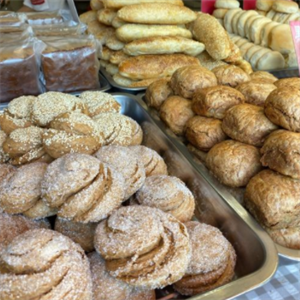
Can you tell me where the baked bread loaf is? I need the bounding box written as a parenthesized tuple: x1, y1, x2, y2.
(106, 33, 125, 51)
(272, 0, 298, 13)
(206, 140, 262, 187)
(97, 8, 117, 26)
(135, 175, 195, 222)
(41, 153, 125, 222)
(273, 77, 300, 89)
(0, 229, 93, 299)
(215, 0, 240, 9)
(196, 51, 228, 71)
(0, 131, 9, 163)
(79, 10, 97, 24)
(185, 116, 227, 151)
(170, 65, 217, 99)
(222, 104, 278, 147)
(250, 71, 278, 83)
(109, 50, 129, 64)
(91, 0, 104, 10)
(244, 169, 300, 229)
(102, 0, 184, 9)
(192, 85, 245, 119)
(0, 164, 15, 185)
(256, 0, 274, 11)
(159, 96, 195, 136)
(264, 87, 300, 132)
(94, 205, 191, 289)
(173, 221, 236, 295)
(261, 130, 300, 179)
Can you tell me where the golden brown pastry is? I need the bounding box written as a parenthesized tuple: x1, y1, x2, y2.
(159, 96, 195, 136)
(212, 65, 250, 87)
(0, 131, 9, 163)
(196, 51, 228, 70)
(97, 8, 118, 26)
(170, 65, 217, 99)
(136, 175, 195, 222)
(102, 0, 184, 8)
(264, 87, 300, 132)
(273, 77, 300, 89)
(261, 130, 300, 179)
(109, 50, 130, 64)
(250, 71, 278, 83)
(55, 218, 97, 252)
(0, 164, 15, 186)
(222, 104, 278, 147)
(106, 32, 125, 51)
(0, 229, 93, 299)
(185, 116, 227, 151)
(244, 169, 300, 229)
(206, 140, 262, 187)
(192, 85, 244, 119)
(95, 145, 145, 199)
(88, 251, 156, 300)
(173, 221, 236, 295)
(79, 10, 97, 24)
(91, 0, 104, 11)
(236, 81, 277, 106)
(144, 78, 173, 110)
(94, 206, 191, 289)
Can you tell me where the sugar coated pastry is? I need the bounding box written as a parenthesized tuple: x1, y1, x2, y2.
(94, 206, 191, 289)
(0, 229, 93, 299)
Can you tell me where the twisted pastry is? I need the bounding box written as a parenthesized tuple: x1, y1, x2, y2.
(94, 206, 191, 289)
(95, 145, 145, 199)
(136, 175, 195, 223)
(41, 153, 125, 223)
(0, 229, 93, 300)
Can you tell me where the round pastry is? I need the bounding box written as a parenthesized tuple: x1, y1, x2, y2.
(128, 145, 168, 177)
(144, 78, 173, 110)
(173, 221, 236, 295)
(93, 113, 143, 146)
(0, 213, 50, 252)
(31, 91, 88, 127)
(94, 206, 191, 289)
(0, 229, 93, 299)
(272, 0, 298, 13)
(2, 126, 52, 165)
(261, 130, 300, 179)
(212, 64, 250, 87)
(215, 0, 240, 9)
(0, 130, 9, 163)
(222, 104, 278, 147)
(55, 217, 97, 252)
(250, 71, 277, 83)
(95, 145, 145, 199)
(273, 77, 300, 90)
(185, 116, 227, 151)
(88, 252, 156, 300)
(264, 87, 300, 132)
(159, 96, 195, 136)
(196, 51, 228, 71)
(206, 140, 262, 187)
(244, 169, 300, 229)
(170, 65, 217, 99)
(192, 85, 245, 119)
(79, 91, 121, 117)
(236, 81, 277, 107)
(135, 175, 195, 222)
(41, 153, 125, 223)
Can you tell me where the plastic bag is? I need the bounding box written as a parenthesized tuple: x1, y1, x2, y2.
(0, 25, 34, 44)
(24, 10, 64, 25)
(0, 13, 26, 27)
(32, 21, 86, 36)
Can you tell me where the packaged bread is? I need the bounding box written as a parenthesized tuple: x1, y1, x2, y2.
(25, 11, 64, 25)
(0, 13, 25, 26)
(32, 21, 86, 36)
(40, 35, 100, 93)
(102, 0, 184, 9)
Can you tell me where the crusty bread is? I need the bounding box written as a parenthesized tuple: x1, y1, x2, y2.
(269, 24, 295, 54)
(102, 0, 184, 9)
(224, 8, 242, 33)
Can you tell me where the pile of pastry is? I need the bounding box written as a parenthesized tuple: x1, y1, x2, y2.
(145, 64, 300, 250)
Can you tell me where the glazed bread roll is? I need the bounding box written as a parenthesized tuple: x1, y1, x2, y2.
(135, 175, 195, 222)
(41, 153, 125, 222)
(94, 206, 191, 289)
(124, 36, 205, 56)
(264, 87, 300, 132)
(119, 54, 200, 80)
(192, 85, 245, 119)
(261, 130, 300, 179)
(173, 221, 236, 295)
(192, 13, 231, 60)
(170, 65, 217, 99)
(102, 0, 184, 9)
(206, 140, 262, 187)
(145, 78, 173, 110)
(244, 169, 300, 229)
(272, 0, 299, 13)
(256, 0, 274, 11)
(159, 96, 195, 136)
(0, 229, 93, 299)
(116, 24, 192, 43)
(274, 77, 300, 89)
(185, 116, 227, 151)
(215, 0, 240, 9)
(97, 8, 117, 26)
(222, 104, 278, 147)
(0, 131, 9, 163)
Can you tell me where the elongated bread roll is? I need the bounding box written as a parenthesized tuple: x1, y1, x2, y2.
(119, 54, 200, 80)
(117, 3, 196, 25)
(257, 50, 285, 70)
(224, 8, 242, 33)
(192, 13, 231, 61)
(116, 24, 192, 43)
(113, 73, 169, 87)
(102, 0, 184, 9)
(124, 36, 205, 56)
(97, 8, 117, 26)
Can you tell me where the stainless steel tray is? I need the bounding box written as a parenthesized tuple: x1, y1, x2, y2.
(267, 67, 299, 79)
(138, 93, 300, 262)
(112, 93, 278, 300)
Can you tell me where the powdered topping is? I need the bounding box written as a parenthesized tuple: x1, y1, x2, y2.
(9, 126, 43, 146)
(7, 96, 36, 119)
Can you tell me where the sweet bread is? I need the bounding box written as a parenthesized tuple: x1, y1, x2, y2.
(94, 206, 191, 289)
(213, 8, 228, 19)
(215, 0, 240, 9)
(250, 71, 278, 83)
(0, 131, 9, 163)
(273, 77, 300, 89)
(256, 0, 274, 11)
(79, 10, 97, 24)
(105, 33, 125, 51)
(224, 8, 242, 33)
(272, 0, 298, 13)
(0, 229, 93, 299)
(109, 50, 130, 65)
(196, 51, 228, 70)
(97, 8, 118, 26)
(95, 145, 145, 199)
(102, 0, 184, 9)
(41, 153, 125, 223)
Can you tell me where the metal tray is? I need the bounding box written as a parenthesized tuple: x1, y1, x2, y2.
(112, 93, 278, 300)
(138, 93, 300, 262)
(267, 67, 299, 79)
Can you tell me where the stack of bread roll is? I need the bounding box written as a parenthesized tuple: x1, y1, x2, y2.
(212, 0, 241, 26)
